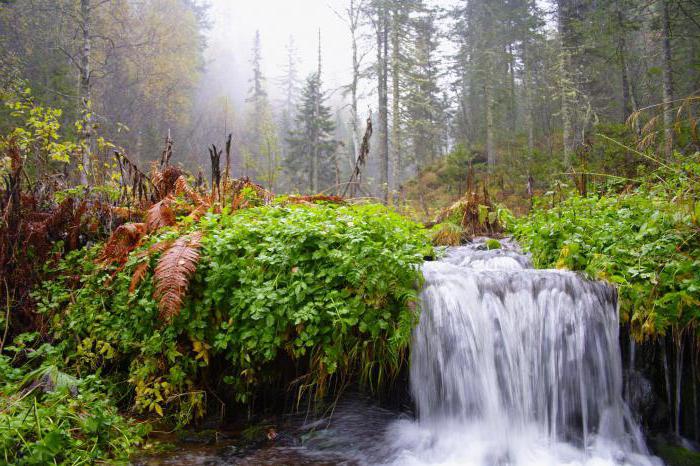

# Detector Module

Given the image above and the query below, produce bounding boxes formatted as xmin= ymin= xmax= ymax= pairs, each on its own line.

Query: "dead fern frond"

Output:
xmin=129 ymin=238 xmax=175 ymax=293
xmin=155 ymin=166 xmax=183 ymax=198
xmin=175 ymin=176 xmax=207 ymax=207
xmin=431 ymin=222 xmax=463 ymax=246
xmin=101 ymin=223 xmax=147 ymax=264
xmin=147 ymin=196 xmax=176 ymax=232
xmin=129 ymin=262 xmax=150 ymax=293
xmin=153 ymin=231 xmax=203 ymax=322
xmin=111 ymin=206 xmax=142 ymax=222
xmin=640 ymin=115 xmax=659 ymax=140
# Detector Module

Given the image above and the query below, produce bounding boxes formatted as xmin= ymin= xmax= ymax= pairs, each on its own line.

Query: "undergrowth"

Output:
xmin=511 ymin=154 xmax=700 ymax=340
xmin=35 ymin=202 xmax=431 ymax=426
xmin=0 ymin=335 xmax=147 ymax=465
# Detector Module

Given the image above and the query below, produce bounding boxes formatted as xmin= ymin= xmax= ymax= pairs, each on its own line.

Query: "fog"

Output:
xmin=201 ymin=0 xmax=354 ymax=106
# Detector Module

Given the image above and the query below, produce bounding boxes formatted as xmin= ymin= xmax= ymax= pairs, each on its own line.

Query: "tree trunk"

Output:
xmin=617 ymin=9 xmax=632 ymax=121
xmin=376 ymin=5 xmax=389 ymax=203
xmin=659 ymin=0 xmax=675 ymax=159
xmin=347 ymin=0 xmax=362 ymax=174
xmin=508 ymin=42 xmax=517 ymax=135
xmin=79 ymin=0 xmax=92 ymax=186
xmin=312 ymin=33 xmax=323 ymax=193
xmin=523 ymin=40 xmax=535 ymax=157
xmin=485 ymin=81 xmax=496 ymax=172
xmin=558 ymin=0 xmax=574 ymax=168
xmin=616 ymin=2 xmax=634 ymax=174
xmin=390 ymin=5 xmax=401 ymax=205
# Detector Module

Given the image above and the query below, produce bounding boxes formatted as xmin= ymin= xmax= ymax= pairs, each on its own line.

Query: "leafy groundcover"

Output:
xmin=510 ymin=166 xmax=699 ymax=340
xmin=1 ymin=202 xmax=430 ymax=463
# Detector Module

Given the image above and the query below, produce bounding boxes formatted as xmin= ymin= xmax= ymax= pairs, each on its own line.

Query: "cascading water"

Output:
xmin=142 ymin=241 xmax=664 ymax=466
xmin=387 ymin=240 xmax=661 ymax=466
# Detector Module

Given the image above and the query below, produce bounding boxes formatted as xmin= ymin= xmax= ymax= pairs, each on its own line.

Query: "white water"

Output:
xmin=388 ymin=241 xmax=662 ymax=466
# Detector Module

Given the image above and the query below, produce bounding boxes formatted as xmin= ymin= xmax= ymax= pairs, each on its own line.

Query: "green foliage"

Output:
xmin=652 ymin=441 xmax=700 ymax=466
xmin=1 ymin=87 xmax=77 ymax=176
xmin=485 ymin=239 xmax=501 ymax=250
xmin=511 ymin=156 xmax=700 ymax=340
xmin=37 ymin=203 xmax=431 ymax=423
xmin=0 ymin=338 xmax=145 ymax=465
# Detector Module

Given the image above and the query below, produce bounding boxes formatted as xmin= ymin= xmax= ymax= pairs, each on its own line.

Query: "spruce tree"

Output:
xmin=285 ymin=71 xmax=337 ymax=193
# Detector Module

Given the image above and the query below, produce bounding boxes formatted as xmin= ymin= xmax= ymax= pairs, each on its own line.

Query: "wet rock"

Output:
xmin=626 ymin=370 xmax=656 ymax=421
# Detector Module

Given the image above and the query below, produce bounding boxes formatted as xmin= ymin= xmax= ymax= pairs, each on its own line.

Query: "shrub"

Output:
xmin=37 ymin=203 xmax=431 ymax=424
xmin=511 ymin=158 xmax=700 ymax=340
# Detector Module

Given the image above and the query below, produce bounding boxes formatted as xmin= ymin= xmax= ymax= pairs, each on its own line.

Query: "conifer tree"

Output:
xmin=285 ymin=37 xmax=338 ymax=193
xmin=403 ymin=6 xmax=443 ymax=170
xmin=244 ymin=30 xmax=278 ymax=181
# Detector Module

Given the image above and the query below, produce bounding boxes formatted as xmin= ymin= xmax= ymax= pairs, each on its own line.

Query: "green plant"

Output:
xmin=511 ymin=154 xmax=700 ymax=340
xmin=0 ymin=339 xmax=146 ymax=465
xmin=37 ymin=203 xmax=432 ymax=424
xmin=485 ymin=239 xmax=501 ymax=250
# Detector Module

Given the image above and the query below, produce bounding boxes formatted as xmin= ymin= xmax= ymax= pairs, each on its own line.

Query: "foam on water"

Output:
xmin=389 ymin=240 xmax=661 ymax=466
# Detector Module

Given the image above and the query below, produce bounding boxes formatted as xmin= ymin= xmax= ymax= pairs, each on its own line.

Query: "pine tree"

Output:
xmin=244 ymin=30 xmax=270 ymax=179
xmin=285 ymin=41 xmax=338 ymax=193
xmin=277 ymin=35 xmax=301 ymax=190
xmin=404 ymin=6 xmax=443 ymax=170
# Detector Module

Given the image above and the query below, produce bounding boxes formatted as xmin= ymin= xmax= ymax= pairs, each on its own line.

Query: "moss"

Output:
xmin=485 ymin=238 xmax=501 ymax=250
xmin=653 ymin=442 xmax=700 ymax=466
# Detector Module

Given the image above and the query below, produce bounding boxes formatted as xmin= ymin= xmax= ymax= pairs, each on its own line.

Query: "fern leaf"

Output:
xmin=101 ymin=223 xmax=147 ymax=264
xmin=153 ymin=231 xmax=203 ymax=321
xmin=175 ymin=176 xmax=208 ymax=208
xmin=129 ymin=262 xmax=150 ymax=293
xmin=130 ymin=239 xmax=176 ymax=293
xmin=147 ymin=196 xmax=175 ymax=232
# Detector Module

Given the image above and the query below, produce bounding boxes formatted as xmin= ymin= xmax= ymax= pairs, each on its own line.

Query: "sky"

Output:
xmin=201 ymin=0 xmax=355 ymax=105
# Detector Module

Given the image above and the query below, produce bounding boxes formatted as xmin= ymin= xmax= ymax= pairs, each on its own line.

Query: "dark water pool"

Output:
xmin=135 ymin=396 xmax=405 ymax=465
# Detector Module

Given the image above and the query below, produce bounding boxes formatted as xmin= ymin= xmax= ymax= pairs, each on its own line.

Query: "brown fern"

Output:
xmin=129 ymin=239 xmax=176 ymax=293
xmin=175 ymin=176 xmax=208 ymax=208
xmin=153 ymin=231 xmax=203 ymax=321
xmin=147 ymin=196 xmax=176 ymax=232
xmin=101 ymin=223 xmax=147 ymax=264
xmin=129 ymin=262 xmax=150 ymax=293
xmin=153 ymin=165 xmax=183 ymax=199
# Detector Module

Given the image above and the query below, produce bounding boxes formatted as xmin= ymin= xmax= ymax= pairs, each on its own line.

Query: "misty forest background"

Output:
xmin=2 ymin=0 xmax=698 ymax=212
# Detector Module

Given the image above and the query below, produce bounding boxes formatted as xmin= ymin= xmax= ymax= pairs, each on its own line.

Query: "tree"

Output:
xmin=404 ymin=6 xmax=443 ymax=170
xmin=658 ymin=0 xmax=675 ymax=159
xmin=285 ymin=49 xmax=338 ymax=193
xmin=277 ymin=35 xmax=301 ymax=190
xmin=0 ymin=0 xmax=207 ymax=171
xmin=333 ymin=0 xmax=366 ymax=178
xmin=368 ymin=0 xmax=390 ymax=202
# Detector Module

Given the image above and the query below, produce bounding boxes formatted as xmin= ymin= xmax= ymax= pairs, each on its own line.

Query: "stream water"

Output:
xmin=142 ymin=240 xmax=662 ymax=465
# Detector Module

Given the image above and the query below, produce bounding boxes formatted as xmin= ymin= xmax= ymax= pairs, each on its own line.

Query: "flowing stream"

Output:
xmin=385 ymin=241 xmax=660 ymax=465
xmin=142 ymin=241 xmax=662 ymax=465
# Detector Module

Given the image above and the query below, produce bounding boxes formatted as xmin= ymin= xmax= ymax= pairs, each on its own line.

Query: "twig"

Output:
xmin=342 ymin=114 xmax=372 ymax=198
xmin=596 ymin=133 xmax=673 ymax=170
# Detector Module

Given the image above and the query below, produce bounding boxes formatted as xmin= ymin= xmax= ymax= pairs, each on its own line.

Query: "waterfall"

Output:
xmin=388 ymin=241 xmax=661 ymax=466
